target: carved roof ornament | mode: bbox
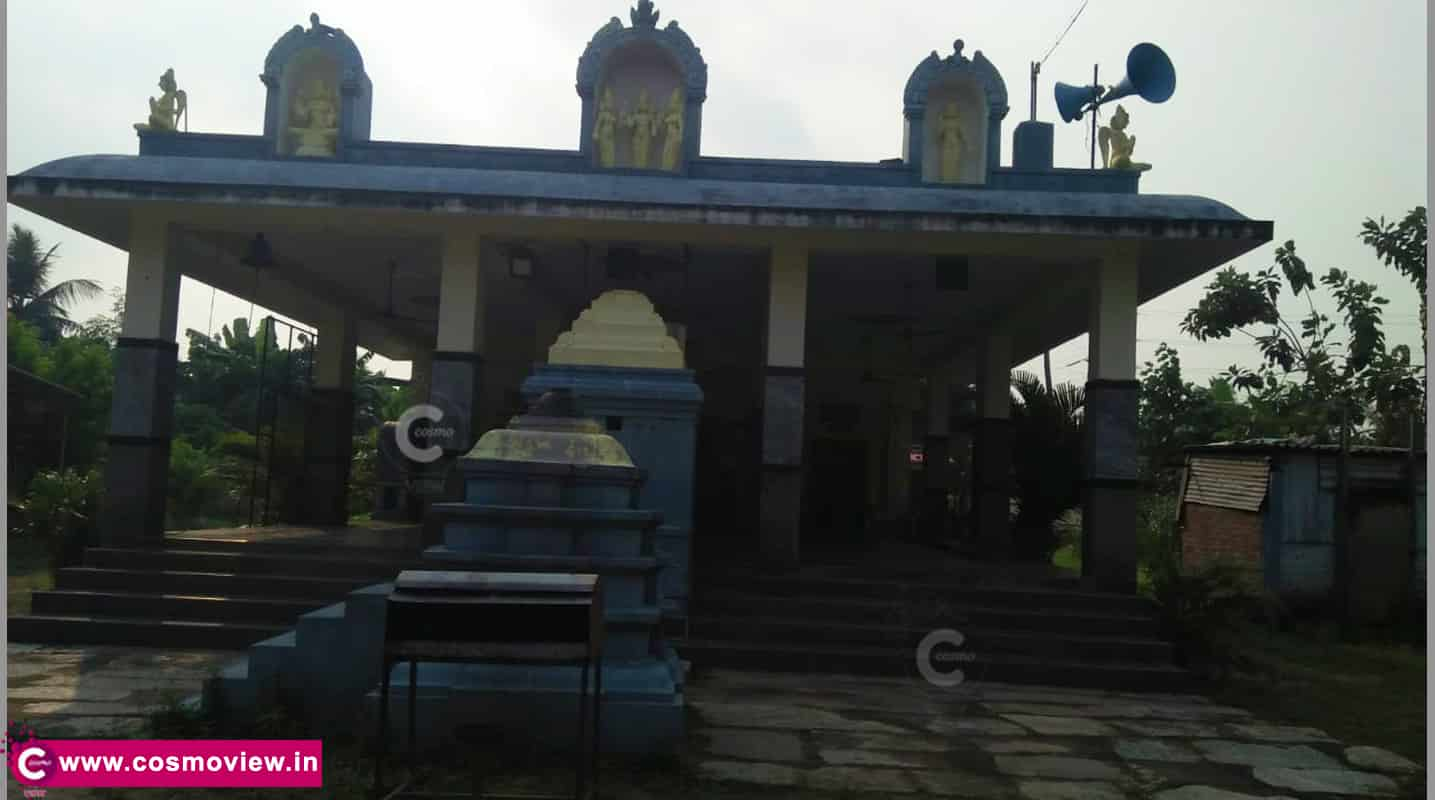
[261,11,367,90]
[630,0,659,29]
[307,12,336,37]
[576,2,708,100]
[902,36,1009,119]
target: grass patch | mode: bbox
[8,533,53,616]
[1215,622,1426,764]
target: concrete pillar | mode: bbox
[430,233,485,456]
[1083,252,1140,592]
[301,308,357,526]
[100,214,182,546]
[886,382,916,518]
[759,242,808,568]
[409,351,433,405]
[922,371,953,538]
[973,332,1012,554]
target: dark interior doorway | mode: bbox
[805,438,869,558]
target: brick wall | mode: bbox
[1181,502,1264,571]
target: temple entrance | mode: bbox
[804,438,870,559]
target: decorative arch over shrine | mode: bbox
[902,39,1010,184]
[575,1,708,172]
[260,13,373,158]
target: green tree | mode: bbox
[41,335,115,467]
[1360,207,1427,338]
[8,314,47,374]
[1009,371,1085,561]
[1180,228,1423,443]
[6,225,103,342]
[77,287,125,345]
[1139,343,1252,484]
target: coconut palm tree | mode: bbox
[7,225,103,342]
[1009,370,1086,561]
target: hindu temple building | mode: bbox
[8,3,1272,606]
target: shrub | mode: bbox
[14,467,100,568]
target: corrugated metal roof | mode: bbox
[1187,438,1420,457]
[1183,455,1270,512]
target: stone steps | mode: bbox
[683,570,1190,691]
[7,614,287,650]
[677,637,1193,692]
[82,547,416,580]
[694,589,1161,637]
[53,566,378,601]
[700,572,1156,616]
[687,615,1174,663]
[29,589,317,625]
[8,540,420,650]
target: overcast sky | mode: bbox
[6,0,1427,385]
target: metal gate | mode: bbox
[248,315,317,526]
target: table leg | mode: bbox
[576,659,589,800]
[592,655,602,797]
[374,658,391,798]
[408,660,418,777]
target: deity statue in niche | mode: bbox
[1098,105,1150,172]
[936,102,965,183]
[660,88,684,171]
[622,89,659,169]
[134,68,187,133]
[593,87,619,168]
[288,79,340,157]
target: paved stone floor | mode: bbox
[6,646,1424,798]
[687,669,1425,798]
[7,644,230,738]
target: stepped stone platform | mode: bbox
[9,522,424,651]
[208,392,685,755]
[680,541,1193,692]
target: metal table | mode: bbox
[373,570,604,800]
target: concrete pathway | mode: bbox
[6,646,1423,798]
[7,644,229,737]
[688,669,1424,798]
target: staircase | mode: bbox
[677,569,1193,691]
[9,531,422,650]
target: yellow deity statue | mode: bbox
[593,88,619,168]
[660,88,684,171]
[289,79,339,157]
[1098,104,1151,172]
[936,102,965,183]
[623,89,659,169]
[134,68,187,133]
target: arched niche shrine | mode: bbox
[576,0,707,173]
[902,39,1009,185]
[261,13,373,158]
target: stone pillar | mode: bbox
[1083,252,1140,592]
[100,215,181,546]
[431,233,485,456]
[922,371,952,538]
[301,309,357,526]
[973,333,1012,554]
[759,242,808,568]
